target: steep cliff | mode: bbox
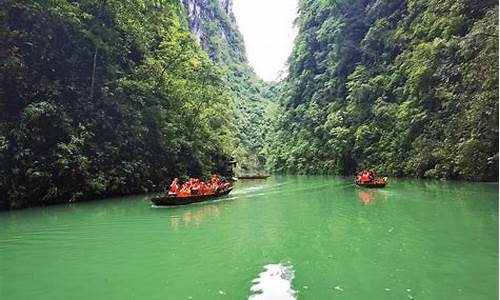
[183,0,242,63]
[266,0,498,180]
[181,0,277,172]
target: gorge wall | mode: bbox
[266,0,498,181]
[181,0,278,173]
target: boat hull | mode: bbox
[355,177,388,188]
[151,187,233,206]
[237,175,270,179]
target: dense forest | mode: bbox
[266,0,499,181]
[0,0,498,208]
[0,0,237,208]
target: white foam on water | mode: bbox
[249,263,297,300]
[231,185,266,195]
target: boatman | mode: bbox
[368,170,375,182]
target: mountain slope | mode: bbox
[0,0,234,208]
[267,0,498,180]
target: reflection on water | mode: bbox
[249,264,296,300]
[358,190,376,204]
[357,189,388,204]
[169,204,221,230]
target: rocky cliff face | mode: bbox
[183,0,203,44]
[218,0,236,21]
[181,0,244,64]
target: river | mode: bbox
[0,176,498,299]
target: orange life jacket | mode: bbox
[361,173,370,183]
[169,180,180,193]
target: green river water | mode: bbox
[1,176,498,299]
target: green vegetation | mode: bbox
[181,0,278,173]
[0,0,234,208]
[266,0,498,180]
[1,0,497,209]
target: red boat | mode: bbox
[151,185,233,206]
[355,177,388,188]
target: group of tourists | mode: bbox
[356,169,375,184]
[167,175,227,197]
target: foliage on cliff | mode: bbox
[266,0,498,180]
[182,0,277,173]
[0,0,234,208]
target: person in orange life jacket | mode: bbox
[210,175,221,191]
[179,180,192,196]
[360,171,371,183]
[200,181,212,195]
[195,179,209,195]
[195,179,204,194]
[181,180,190,190]
[191,178,202,195]
[168,178,180,195]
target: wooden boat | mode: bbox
[151,186,233,206]
[237,175,270,179]
[355,177,388,188]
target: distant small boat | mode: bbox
[237,175,271,180]
[355,177,388,188]
[151,186,233,206]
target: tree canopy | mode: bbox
[0,0,234,208]
[1,0,497,209]
[266,0,498,181]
